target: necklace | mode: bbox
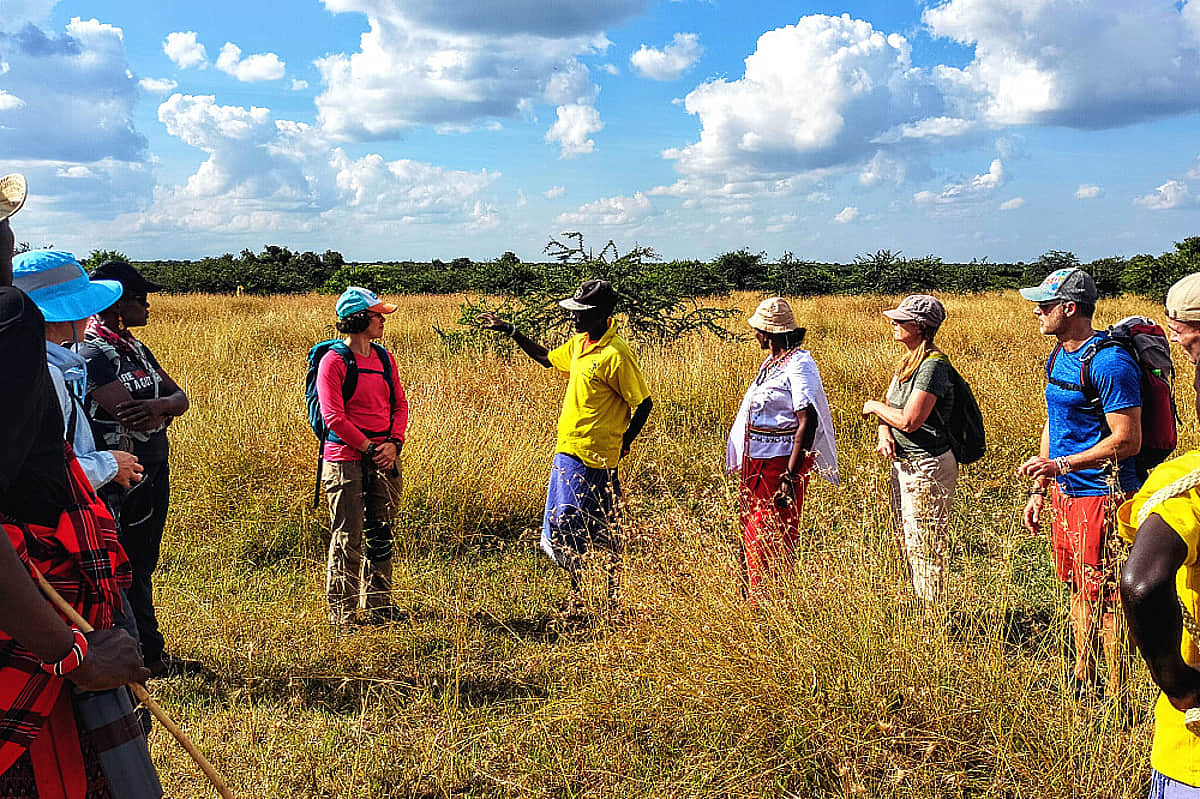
[755,348,799,385]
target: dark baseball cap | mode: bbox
[558,279,617,313]
[88,260,163,295]
[1018,267,1097,305]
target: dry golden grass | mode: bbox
[135,291,1195,798]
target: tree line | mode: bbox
[100,236,1200,300]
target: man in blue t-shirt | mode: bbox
[1017,267,1144,708]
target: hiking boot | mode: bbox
[363,605,408,626]
[146,653,204,678]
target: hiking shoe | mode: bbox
[146,653,204,678]
[363,605,408,626]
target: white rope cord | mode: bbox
[1131,463,1200,733]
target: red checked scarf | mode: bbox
[0,443,130,789]
[82,317,138,358]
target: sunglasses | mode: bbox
[1036,300,1063,312]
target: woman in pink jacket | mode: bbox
[317,287,409,627]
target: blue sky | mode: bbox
[2,0,1199,264]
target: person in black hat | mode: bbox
[78,261,193,677]
[479,279,653,616]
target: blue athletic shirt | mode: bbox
[1046,333,1143,496]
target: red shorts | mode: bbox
[1050,487,1115,603]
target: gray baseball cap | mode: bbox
[883,294,946,328]
[1019,267,1098,305]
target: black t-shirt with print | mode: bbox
[78,338,170,463]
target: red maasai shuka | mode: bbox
[0,443,130,790]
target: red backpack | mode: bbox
[1046,316,1178,481]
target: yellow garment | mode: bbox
[1117,449,1200,787]
[547,322,650,469]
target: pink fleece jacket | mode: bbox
[316,346,409,462]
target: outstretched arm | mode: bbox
[1122,514,1200,711]
[621,397,653,458]
[478,312,551,368]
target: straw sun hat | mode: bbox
[747,296,799,334]
[0,174,27,221]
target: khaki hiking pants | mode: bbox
[322,458,403,625]
[890,450,958,603]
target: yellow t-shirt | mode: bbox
[547,323,650,469]
[1117,449,1200,786]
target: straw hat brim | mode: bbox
[0,174,27,221]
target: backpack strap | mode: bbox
[368,342,397,439]
[329,341,358,404]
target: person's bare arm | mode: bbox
[1122,514,1200,711]
[862,390,938,433]
[621,397,653,458]
[114,367,188,429]
[1018,407,1141,480]
[0,533,149,690]
[478,312,551,368]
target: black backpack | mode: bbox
[928,353,986,465]
[304,339,395,506]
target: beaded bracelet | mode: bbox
[1055,456,1073,475]
[41,626,87,678]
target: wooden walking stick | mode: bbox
[31,569,235,799]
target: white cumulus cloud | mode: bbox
[544,185,566,198]
[0,90,25,111]
[630,32,703,81]
[1134,180,1193,210]
[924,0,1200,127]
[139,77,177,94]
[833,206,859,223]
[557,191,652,225]
[291,79,309,91]
[546,103,603,158]
[163,31,207,69]
[1075,184,1103,199]
[999,197,1025,210]
[0,17,146,163]
[145,93,498,233]
[665,15,954,186]
[314,0,644,139]
[216,42,286,82]
[915,158,1005,206]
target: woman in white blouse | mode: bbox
[727,297,839,603]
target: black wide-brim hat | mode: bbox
[88,260,164,294]
[559,278,617,312]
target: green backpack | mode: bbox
[928,353,986,465]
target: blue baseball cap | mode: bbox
[1019,267,1098,305]
[12,250,123,323]
[335,286,397,320]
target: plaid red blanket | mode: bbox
[0,443,130,780]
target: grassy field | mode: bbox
[134,291,1195,798]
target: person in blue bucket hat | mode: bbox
[75,261,193,678]
[13,251,144,493]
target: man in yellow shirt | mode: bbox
[1120,272,1200,797]
[480,280,653,613]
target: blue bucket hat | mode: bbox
[335,286,397,320]
[13,250,123,323]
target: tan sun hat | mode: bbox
[0,174,27,221]
[1166,272,1200,323]
[747,296,798,334]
